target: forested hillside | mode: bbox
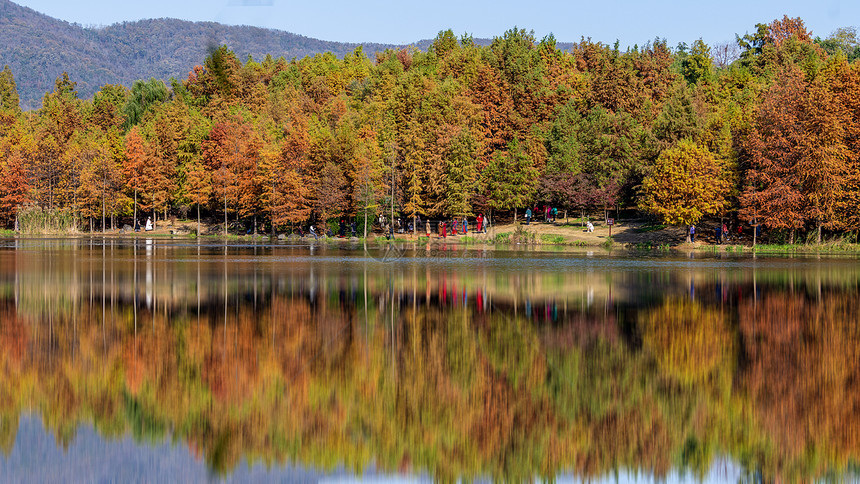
[0,16,858,243]
[0,0,461,110]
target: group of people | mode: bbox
[524,205,559,225]
[688,222,763,243]
[299,214,492,240]
[133,217,153,232]
[307,220,358,239]
[713,222,738,243]
[438,214,488,238]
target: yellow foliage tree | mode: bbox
[639,140,732,241]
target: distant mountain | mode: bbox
[0,0,398,110]
[0,0,574,110]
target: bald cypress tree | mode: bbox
[0,66,20,114]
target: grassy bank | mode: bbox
[695,242,860,254]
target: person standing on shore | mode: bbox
[689,224,696,243]
[476,213,484,233]
[525,208,532,225]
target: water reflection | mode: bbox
[0,239,859,482]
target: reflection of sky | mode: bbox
[0,415,392,483]
[2,414,742,483]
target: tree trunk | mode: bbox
[364,206,368,239]
[817,221,822,244]
[197,204,201,237]
[514,207,517,223]
[790,229,795,245]
[133,189,137,229]
[224,194,228,236]
[102,174,106,234]
[753,225,757,247]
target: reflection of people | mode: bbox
[145,217,153,231]
[586,221,594,232]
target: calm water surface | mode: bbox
[0,238,859,483]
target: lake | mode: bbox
[0,238,858,483]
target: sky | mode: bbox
[11,0,859,48]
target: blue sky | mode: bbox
[13,0,859,48]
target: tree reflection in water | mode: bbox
[0,239,859,482]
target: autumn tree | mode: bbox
[739,66,847,243]
[442,129,479,218]
[123,127,149,225]
[639,140,732,241]
[0,65,20,125]
[202,117,260,234]
[481,137,539,221]
[314,162,348,226]
[349,126,386,237]
[829,55,860,232]
[0,125,31,228]
[258,120,312,232]
[90,84,128,132]
[183,158,211,235]
[40,73,81,146]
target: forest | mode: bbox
[1,16,860,241]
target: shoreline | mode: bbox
[6,219,860,254]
